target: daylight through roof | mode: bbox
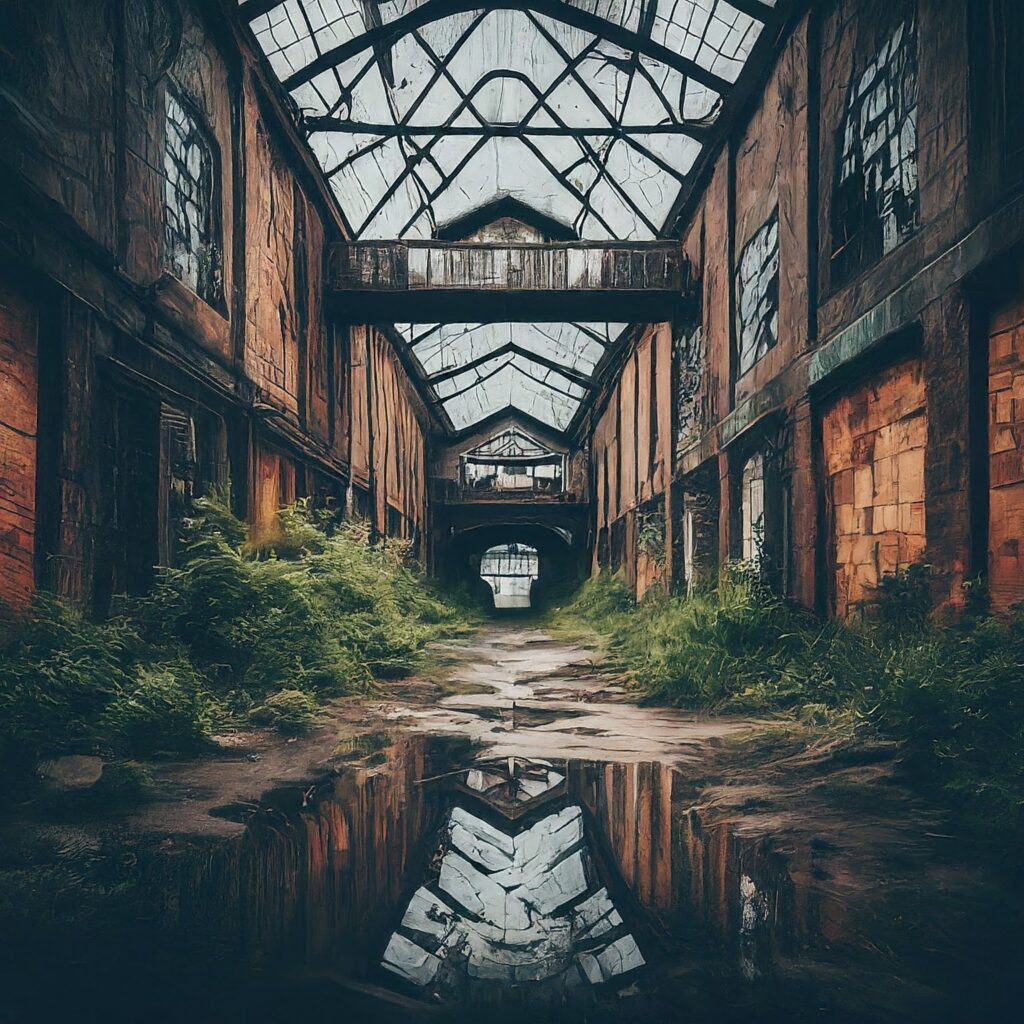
[240,0,779,432]
[242,0,777,241]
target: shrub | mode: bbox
[0,499,470,769]
[0,598,142,763]
[554,569,1024,838]
[249,689,319,734]
[99,664,214,754]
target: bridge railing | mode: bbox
[330,239,685,294]
[431,477,578,504]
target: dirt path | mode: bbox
[384,623,760,762]
[1,624,1018,1023]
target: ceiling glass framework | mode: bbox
[397,321,624,431]
[239,1,779,434]
[241,0,777,241]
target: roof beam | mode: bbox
[425,342,596,389]
[241,0,775,29]
[238,0,289,20]
[304,118,711,139]
[280,0,733,95]
[727,0,776,22]
[449,405,576,441]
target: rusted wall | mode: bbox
[369,329,427,545]
[987,273,1024,610]
[598,0,1024,616]
[734,19,810,407]
[0,277,39,613]
[591,323,673,596]
[821,357,927,616]
[0,0,432,611]
[817,0,970,336]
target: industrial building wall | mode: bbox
[0,0,431,614]
[598,0,1024,615]
[591,324,674,598]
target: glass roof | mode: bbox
[466,428,556,459]
[241,0,776,241]
[397,321,624,431]
[239,1,779,433]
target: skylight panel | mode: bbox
[240,0,779,243]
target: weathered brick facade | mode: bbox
[0,0,433,614]
[2,0,1023,618]
[589,0,1024,616]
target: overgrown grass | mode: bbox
[0,499,471,767]
[552,568,1024,837]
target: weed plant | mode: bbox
[552,567,1024,837]
[0,498,471,767]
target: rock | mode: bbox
[36,755,104,790]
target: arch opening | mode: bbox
[480,543,539,610]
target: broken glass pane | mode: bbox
[242,1,775,240]
[396,321,624,431]
[831,7,918,286]
[163,84,222,305]
[735,208,779,377]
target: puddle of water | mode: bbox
[2,733,1018,1024]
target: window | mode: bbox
[736,210,779,376]
[460,429,564,494]
[741,452,765,567]
[830,10,918,287]
[674,318,704,459]
[163,83,222,306]
[246,2,778,241]
[480,544,539,609]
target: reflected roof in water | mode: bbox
[382,757,644,997]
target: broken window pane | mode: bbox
[163,84,222,305]
[674,317,704,458]
[830,9,918,287]
[461,430,563,494]
[736,209,779,377]
[480,543,539,608]
[741,451,765,566]
[243,1,777,240]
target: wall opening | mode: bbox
[480,543,540,609]
[829,5,919,288]
[741,451,766,567]
[460,429,564,497]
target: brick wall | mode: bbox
[0,278,39,611]
[988,290,1024,609]
[822,358,927,616]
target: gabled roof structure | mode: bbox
[241,0,779,241]
[465,428,556,461]
[238,1,784,434]
[397,321,624,430]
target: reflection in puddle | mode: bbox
[381,757,645,1000]
[3,731,1017,1023]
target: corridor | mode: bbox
[1,0,1024,1021]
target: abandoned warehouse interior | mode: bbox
[3,0,1023,617]
[2,0,1024,1020]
